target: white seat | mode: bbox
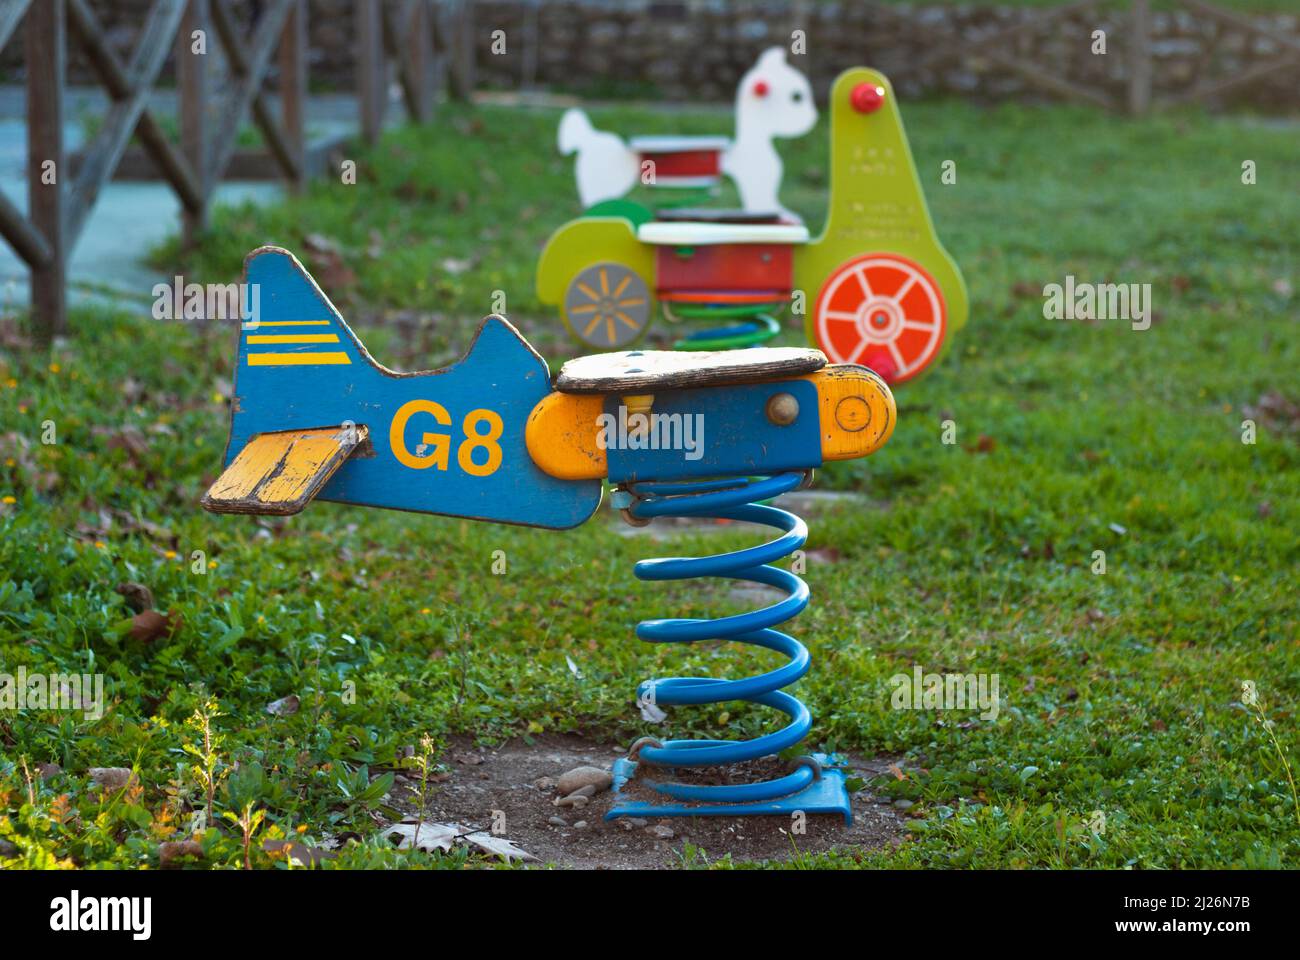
[556,346,825,394]
[636,221,811,246]
[628,135,730,152]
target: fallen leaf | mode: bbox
[439,257,474,276]
[463,831,537,862]
[1243,392,1300,433]
[302,232,339,255]
[266,694,300,717]
[119,377,145,402]
[262,839,337,866]
[383,821,461,853]
[102,425,149,458]
[130,609,181,642]
[88,767,137,793]
[638,694,667,723]
[115,582,155,613]
[159,840,205,867]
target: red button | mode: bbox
[753,80,769,97]
[850,83,885,113]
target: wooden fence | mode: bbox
[0,0,476,345]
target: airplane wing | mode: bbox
[202,424,369,516]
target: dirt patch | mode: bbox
[393,734,907,869]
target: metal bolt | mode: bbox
[623,394,654,437]
[766,392,799,426]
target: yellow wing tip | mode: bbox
[202,424,368,515]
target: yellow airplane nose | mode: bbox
[808,364,896,461]
[524,362,895,481]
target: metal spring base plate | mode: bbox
[605,753,853,825]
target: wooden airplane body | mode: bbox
[204,247,896,529]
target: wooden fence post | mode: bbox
[280,0,307,190]
[521,0,539,89]
[27,0,66,343]
[178,0,209,243]
[408,0,434,121]
[1128,0,1152,116]
[357,0,385,145]
[446,0,476,101]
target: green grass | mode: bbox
[2,97,1298,869]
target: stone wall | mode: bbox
[3,1,1297,112]
[467,0,1300,110]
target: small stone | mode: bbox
[37,762,61,780]
[548,816,567,827]
[573,821,588,829]
[0,838,16,856]
[651,824,675,839]
[893,799,914,810]
[533,776,556,791]
[553,792,591,809]
[626,817,648,827]
[556,766,612,796]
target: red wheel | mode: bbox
[812,253,946,384]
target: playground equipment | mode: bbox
[559,47,815,214]
[539,68,969,384]
[204,246,896,823]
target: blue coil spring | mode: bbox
[625,471,823,803]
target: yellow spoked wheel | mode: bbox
[562,262,652,349]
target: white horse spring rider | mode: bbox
[558,47,817,216]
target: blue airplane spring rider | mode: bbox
[204,246,896,822]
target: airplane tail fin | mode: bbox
[221,247,375,468]
[200,247,377,514]
[237,246,369,373]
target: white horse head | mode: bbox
[734,47,817,140]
